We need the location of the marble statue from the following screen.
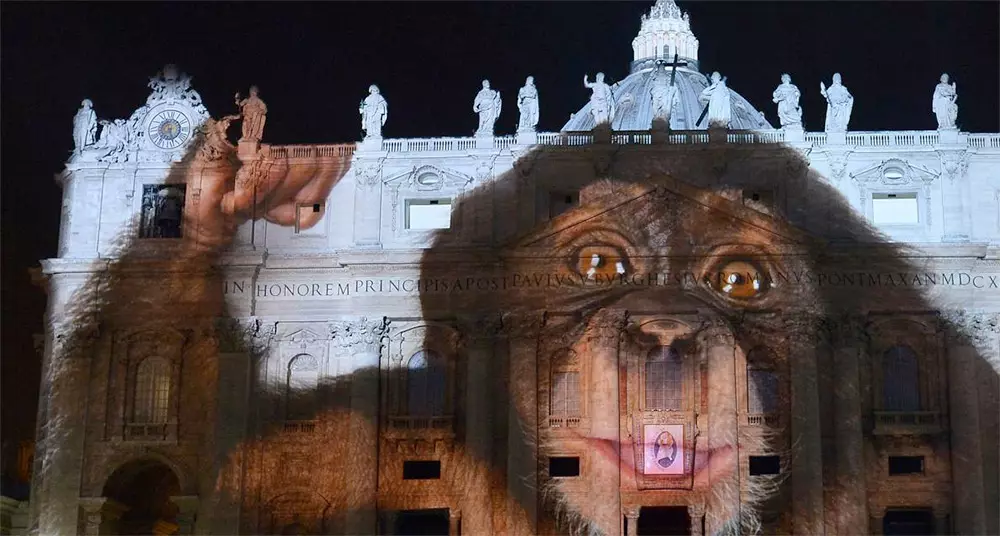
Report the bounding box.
[95,119,130,162]
[933,73,958,130]
[235,86,267,142]
[820,73,853,133]
[772,74,803,129]
[72,99,98,154]
[517,76,539,133]
[649,66,679,128]
[473,80,502,137]
[359,84,388,139]
[698,71,731,128]
[584,72,616,127]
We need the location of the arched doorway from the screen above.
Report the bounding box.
[102,458,181,535]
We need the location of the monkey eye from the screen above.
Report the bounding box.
[574,245,630,280]
[706,260,770,300]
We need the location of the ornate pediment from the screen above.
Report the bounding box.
[384,164,473,192]
[276,327,325,348]
[849,158,939,187]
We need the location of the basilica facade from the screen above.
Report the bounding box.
[30,1,999,535]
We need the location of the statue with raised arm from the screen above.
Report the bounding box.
[235,85,267,142]
[933,73,958,130]
[517,76,539,133]
[820,73,853,133]
[649,66,679,129]
[473,80,502,137]
[72,99,98,154]
[359,84,388,139]
[698,71,731,128]
[584,72,616,127]
[772,73,803,129]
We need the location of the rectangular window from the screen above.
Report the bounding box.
[872,193,918,225]
[403,460,441,480]
[748,369,778,414]
[888,456,924,475]
[294,202,324,234]
[549,456,580,477]
[139,184,186,238]
[550,371,581,416]
[749,455,781,476]
[406,199,451,230]
[548,191,579,219]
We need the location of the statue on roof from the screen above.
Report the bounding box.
[517,76,539,133]
[772,73,803,129]
[360,84,388,139]
[820,73,853,133]
[932,73,958,130]
[235,86,267,142]
[72,99,98,155]
[197,114,239,162]
[584,72,616,128]
[473,80,502,137]
[698,71,731,128]
[649,66,679,130]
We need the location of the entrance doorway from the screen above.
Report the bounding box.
[883,508,935,535]
[635,506,691,536]
[394,508,450,535]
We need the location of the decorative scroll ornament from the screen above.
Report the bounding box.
[356,158,385,190]
[937,150,969,182]
[826,150,851,183]
[329,317,389,353]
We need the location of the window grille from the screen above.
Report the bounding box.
[645,346,682,410]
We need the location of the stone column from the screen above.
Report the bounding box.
[449,509,462,536]
[586,310,624,536]
[207,319,256,534]
[786,316,825,535]
[702,324,738,536]
[624,506,640,536]
[830,316,869,534]
[501,312,543,536]
[945,317,987,535]
[335,317,389,535]
[460,315,501,535]
[170,495,199,535]
[30,270,100,535]
[938,151,970,241]
[687,503,706,536]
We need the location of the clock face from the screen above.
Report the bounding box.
[147,110,191,150]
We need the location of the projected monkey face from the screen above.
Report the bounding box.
[414,143,922,536]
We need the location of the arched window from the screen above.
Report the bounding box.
[645,346,683,410]
[883,345,920,411]
[133,357,171,423]
[747,348,778,414]
[407,350,447,417]
[550,349,581,417]
[286,354,319,421]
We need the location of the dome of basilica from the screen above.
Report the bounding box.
[562,0,773,132]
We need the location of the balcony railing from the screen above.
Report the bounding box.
[387,415,454,430]
[547,416,583,428]
[283,420,317,433]
[268,131,1000,159]
[123,422,170,441]
[745,413,780,427]
[872,411,942,435]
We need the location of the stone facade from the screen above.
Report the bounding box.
[30,1,1000,535]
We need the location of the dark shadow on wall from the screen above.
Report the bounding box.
[37,129,999,535]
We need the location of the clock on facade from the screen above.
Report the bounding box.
[147,109,192,150]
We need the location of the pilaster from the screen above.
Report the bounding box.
[700,320,738,536]
[687,502,706,536]
[353,158,385,248]
[785,315,826,536]
[500,311,543,536]
[585,309,625,536]
[829,315,869,534]
[333,316,389,535]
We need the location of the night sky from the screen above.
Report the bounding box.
[1,1,997,472]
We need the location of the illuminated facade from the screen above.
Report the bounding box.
[32,1,999,535]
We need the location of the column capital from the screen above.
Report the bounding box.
[941,310,999,349]
[500,311,544,340]
[329,316,389,355]
[624,506,640,520]
[459,313,504,342]
[824,313,871,346]
[586,309,627,344]
[783,313,825,343]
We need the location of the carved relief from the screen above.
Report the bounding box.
[500,311,544,339]
[355,159,385,191]
[825,150,852,183]
[937,150,970,182]
[329,317,388,354]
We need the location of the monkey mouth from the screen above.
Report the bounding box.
[582,436,736,483]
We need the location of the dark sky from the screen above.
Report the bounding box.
[1,1,997,466]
